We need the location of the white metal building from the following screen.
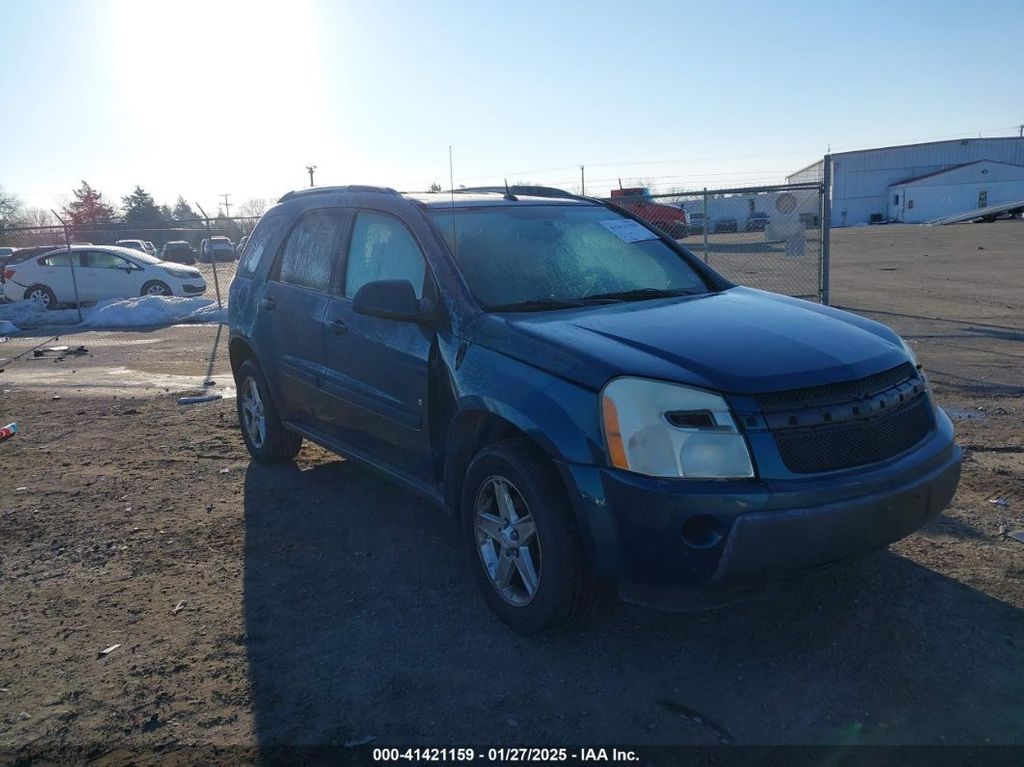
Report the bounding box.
[787,137,1024,226]
[887,160,1024,223]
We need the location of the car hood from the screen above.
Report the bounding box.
[469,287,908,394]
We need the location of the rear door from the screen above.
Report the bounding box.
[321,209,437,479]
[253,208,347,424]
[32,252,79,303]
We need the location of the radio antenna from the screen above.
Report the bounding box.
[449,145,458,260]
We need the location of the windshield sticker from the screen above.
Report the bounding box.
[599,219,658,243]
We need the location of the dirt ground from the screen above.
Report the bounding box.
[0,221,1022,760]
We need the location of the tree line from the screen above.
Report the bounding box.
[0,181,270,249]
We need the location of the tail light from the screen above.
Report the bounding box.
[2,269,14,280]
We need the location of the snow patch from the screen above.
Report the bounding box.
[0,295,227,332]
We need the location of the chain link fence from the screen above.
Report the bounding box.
[3,181,831,322]
[601,182,828,302]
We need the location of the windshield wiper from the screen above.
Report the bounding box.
[487,298,588,313]
[579,287,701,302]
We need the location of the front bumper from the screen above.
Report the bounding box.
[182,283,207,295]
[558,408,961,604]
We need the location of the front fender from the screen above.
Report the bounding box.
[454,344,605,466]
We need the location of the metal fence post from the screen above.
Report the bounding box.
[194,203,222,309]
[701,188,709,263]
[820,155,832,305]
[50,210,83,323]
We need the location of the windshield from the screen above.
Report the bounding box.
[429,204,710,310]
[107,246,161,264]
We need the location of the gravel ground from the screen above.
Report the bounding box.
[0,221,1021,760]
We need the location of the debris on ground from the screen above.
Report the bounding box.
[171,601,186,615]
[177,394,223,406]
[203,380,216,387]
[0,422,17,442]
[98,643,122,658]
[1009,531,1024,545]
[988,498,1010,507]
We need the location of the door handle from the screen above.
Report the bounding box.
[331,318,348,335]
[260,296,276,311]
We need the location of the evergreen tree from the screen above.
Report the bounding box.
[0,184,25,228]
[121,185,163,225]
[63,181,116,227]
[172,196,197,221]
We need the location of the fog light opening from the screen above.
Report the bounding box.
[681,514,724,549]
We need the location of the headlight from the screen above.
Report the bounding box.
[601,377,754,479]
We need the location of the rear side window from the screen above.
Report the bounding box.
[39,253,77,267]
[344,211,426,299]
[237,215,284,277]
[277,210,345,291]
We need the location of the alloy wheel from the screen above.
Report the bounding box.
[474,476,542,607]
[240,376,266,449]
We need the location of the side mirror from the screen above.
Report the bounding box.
[353,279,427,323]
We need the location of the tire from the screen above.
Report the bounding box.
[25,284,57,309]
[235,358,303,462]
[461,439,597,635]
[141,280,172,297]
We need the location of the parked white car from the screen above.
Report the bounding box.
[116,239,148,252]
[1,246,207,308]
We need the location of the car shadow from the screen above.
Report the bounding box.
[243,460,1024,750]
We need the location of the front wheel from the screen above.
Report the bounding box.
[461,439,597,634]
[141,280,172,296]
[235,358,302,462]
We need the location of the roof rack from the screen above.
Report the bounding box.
[277,185,399,203]
[456,185,582,200]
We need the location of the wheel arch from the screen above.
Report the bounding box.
[443,408,550,520]
[229,336,256,378]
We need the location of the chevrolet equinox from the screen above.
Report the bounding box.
[228,185,961,634]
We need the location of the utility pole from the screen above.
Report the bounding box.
[219,193,231,218]
[580,165,585,196]
[306,165,317,187]
[1018,124,1024,138]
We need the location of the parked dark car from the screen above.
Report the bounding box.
[745,212,769,231]
[198,236,236,263]
[228,186,961,634]
[713,216,738,233]
[161,240,197,265]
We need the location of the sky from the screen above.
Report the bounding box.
[1,0,1022,215]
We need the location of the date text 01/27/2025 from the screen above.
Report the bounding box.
[372,747,641,762]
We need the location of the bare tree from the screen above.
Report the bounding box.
[19,208,56,228]
[237,198,270,219]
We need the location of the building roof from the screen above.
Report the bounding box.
[787,136,1024,179]
[889,159,1024,187]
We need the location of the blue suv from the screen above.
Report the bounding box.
[228,185,961,634]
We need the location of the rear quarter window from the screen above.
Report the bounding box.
[237,215,284,278]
